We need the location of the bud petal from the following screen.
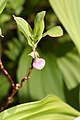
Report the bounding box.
[33,58,45,70]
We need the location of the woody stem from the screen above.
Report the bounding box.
[0,59,15,89]
[0,60,33,112]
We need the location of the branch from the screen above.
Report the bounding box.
[0,59,15,89]
[0,61,33,112]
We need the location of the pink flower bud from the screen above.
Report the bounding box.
[33,57,45,70]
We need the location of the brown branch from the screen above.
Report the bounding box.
[0,59,15,89]
[0,62,33,112]
[20,66,33,87]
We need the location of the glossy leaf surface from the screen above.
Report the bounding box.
[14,16,33,47]
[49,0,80,53]
[32,11,46,44]
[0,95,80,120]
[43,26,63,37]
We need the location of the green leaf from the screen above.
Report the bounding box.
[57,49,80,89]
[13,16,33,47]
[32,11,46,44]
[0,28,4,37]
[0,94,80,120]
[0,0,8,14]
[17,47,65,103]
[0,75,10,101]
[43,26,63,37]
[49,0,80,53]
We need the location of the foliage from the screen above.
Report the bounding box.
[0,0,8,14]
[49,0,80,53]
[0,95,80,120]
[13,11,63,48]
[0,0,80,119]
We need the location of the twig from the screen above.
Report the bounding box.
[7,65,33,105]
[20,65,33,87]
[0,61,33,112]
[0,59,15,89]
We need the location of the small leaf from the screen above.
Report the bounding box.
[0,28,4,37]
[13,16,33,47]
[28,51,34,58]
[43,26,63,37]
[0,94,80,120]
[32,11,46,44]
[0,0,8,14]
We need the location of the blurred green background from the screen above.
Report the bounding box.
[0,0,80,112]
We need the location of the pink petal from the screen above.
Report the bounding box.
[33,58,45,70]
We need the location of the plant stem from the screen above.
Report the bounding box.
[0,59,33,112]
[0,59,15,89]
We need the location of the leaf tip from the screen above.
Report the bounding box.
[58,26,63,36]
[13,15,16,20]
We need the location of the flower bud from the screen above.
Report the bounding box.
[33,57,45,70]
